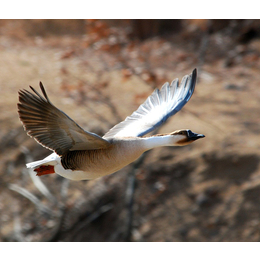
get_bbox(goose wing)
[103,69,197,139]
[18,83,111,156]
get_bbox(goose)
[17,68,204,181]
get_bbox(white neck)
[142,134,183,151]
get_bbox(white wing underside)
[103,69,197,139]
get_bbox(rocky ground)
[1,19,260,241]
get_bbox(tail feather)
[26,159,47,168]
[26,153,58,168]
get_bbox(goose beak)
[187,131,205,141]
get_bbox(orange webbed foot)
[34,165,55,176]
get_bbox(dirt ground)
[1,19,260,242]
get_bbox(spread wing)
[18,83,111,156]
[103,69,197,139]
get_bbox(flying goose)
[17,68,204,181]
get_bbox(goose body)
[18,69,204,181]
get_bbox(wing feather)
[18,83,111,156]
[103,69,197,139]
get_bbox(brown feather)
[18,83,111,156]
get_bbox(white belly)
[54,143,144,181]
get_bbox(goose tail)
[26,153,58,168]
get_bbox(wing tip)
[190,68,197,93]
[39,82,52,103]
[191,68,197,82]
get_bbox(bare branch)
[8,184,52,215]
[13,214,28,242]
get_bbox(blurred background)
[0,19,260,242]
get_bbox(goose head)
[170,129,205,146]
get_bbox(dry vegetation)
[1,19,260,241]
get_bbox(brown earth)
[1,19,260,241]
